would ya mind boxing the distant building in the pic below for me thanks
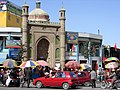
[103,45,120,59]
[66,32,103,70]
[0,0,22,64]
[0,0,22,27]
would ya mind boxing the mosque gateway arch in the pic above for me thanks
[37,38,50,61]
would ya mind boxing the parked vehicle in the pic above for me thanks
[101,78,120,89]
[77,71,91,86]
[33,71,79,90]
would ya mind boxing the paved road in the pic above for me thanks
[0,85,114,90]
[0,82,114,90]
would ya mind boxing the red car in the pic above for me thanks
[33,71,79,90]
[77,71,91,86]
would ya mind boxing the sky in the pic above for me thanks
[10,0,120,48]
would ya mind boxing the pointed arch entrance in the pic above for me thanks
[37,38,50,61]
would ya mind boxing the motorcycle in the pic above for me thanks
[101,78,120,89]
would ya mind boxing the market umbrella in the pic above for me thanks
[65,60,80,69]
[105,62,119,69]
[104,57,119,62]
[3,59,17,68]
[36,60,48,66]
[80,63,91,70]
[19,60,39,68]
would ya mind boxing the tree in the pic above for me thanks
[18,44,27,61]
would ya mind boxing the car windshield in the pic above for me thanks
[70,72,77,78]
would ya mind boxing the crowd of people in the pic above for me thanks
[0,65,120,89]
[95,65,120,89]
[0,66,55,88]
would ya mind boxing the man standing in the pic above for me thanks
[90,69,96,88]
[97,65,102,81]
[24,67,32,88]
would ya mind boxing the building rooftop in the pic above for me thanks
[78,32,103,40]
[0,27,21,32]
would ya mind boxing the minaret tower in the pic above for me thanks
[36,0,41,8]
[22,2,29,61]
[59,5,66,70]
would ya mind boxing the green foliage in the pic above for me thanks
[18,44,26,61]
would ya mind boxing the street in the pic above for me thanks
[0,86,112,90]
[0,81,115,90]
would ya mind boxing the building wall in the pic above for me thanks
[0,12,7,27]
[6,12,22,27]
[0,11,22,27]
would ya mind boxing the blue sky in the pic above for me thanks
[10,0,120,48]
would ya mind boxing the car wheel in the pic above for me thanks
[36,81,42,88]
[84,82,91,87]
[62,83,69,90]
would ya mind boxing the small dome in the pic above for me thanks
[28,0,49,21]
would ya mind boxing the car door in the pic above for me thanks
[43,77,54,86]
[82,72,87,82]
[78,72,86,84]
[54,72,66,87]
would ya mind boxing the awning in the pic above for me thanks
[6,46,21,48]
[0,53,7,64]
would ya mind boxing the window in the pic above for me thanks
[8,15,10,20]
[67,44,75,52]
[56,72,66,78]
[0,37,3,40]
[70,72,77,78]
[55,36,60,45]
[78,72,86,77]
[61,13,63,17]
[23,8,25,13]
[11,37,20,40]
[29,34,32,43]
[16,18,19,23]
[55,48,60,58]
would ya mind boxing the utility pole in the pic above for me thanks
[88,41,91,65]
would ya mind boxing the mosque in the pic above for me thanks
[22,0,66,69]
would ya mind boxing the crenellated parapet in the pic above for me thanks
[28,20,60,27]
